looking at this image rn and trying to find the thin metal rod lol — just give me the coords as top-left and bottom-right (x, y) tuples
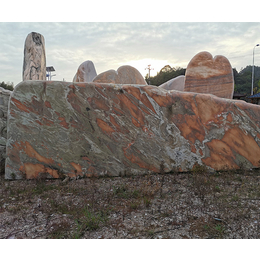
(251, 44), (259, 96)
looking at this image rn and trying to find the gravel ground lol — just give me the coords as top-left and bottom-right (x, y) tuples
(1, 168), (260, 239)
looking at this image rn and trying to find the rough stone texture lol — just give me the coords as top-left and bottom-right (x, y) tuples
(184, 51), (234, 99)
(23, 32), (46, 81)
(0, 87), (12, 174)
(5, 81), (260, 179)
(73, 60), (97, 82)
(93, 65), (147, 85)
(159, 75), (185, 91)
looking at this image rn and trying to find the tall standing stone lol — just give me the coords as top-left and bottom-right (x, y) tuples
(23, 32), (46, 81)
(73, 60), (97, 82)
(184, 51), (234, 99)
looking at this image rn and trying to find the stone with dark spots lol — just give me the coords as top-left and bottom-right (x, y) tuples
(184, 51), (234, 99)
(23, 32), (46, 81)
(73, 60), (97, 82)
(5, 81), (260, 179)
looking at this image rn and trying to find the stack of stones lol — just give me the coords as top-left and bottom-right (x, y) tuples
(0, 87), (12, 173)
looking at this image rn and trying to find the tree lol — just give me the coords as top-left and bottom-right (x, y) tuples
(0, 81), (14, 91)
(145, 66), (185, 86)
(234, 66), (260, 95)
(160, 65), (174, 73)
(145, 64), (260, 100)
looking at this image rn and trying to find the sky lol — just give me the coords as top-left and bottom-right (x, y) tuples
(1, 3), (260, 87)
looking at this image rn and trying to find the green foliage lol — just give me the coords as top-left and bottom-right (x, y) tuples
(145, 64), (260, 99)
(234, 66), (260, 96)
(72, 207), (109, 238)
(0, 81), (14, 91)
(145, 65), (185, 86)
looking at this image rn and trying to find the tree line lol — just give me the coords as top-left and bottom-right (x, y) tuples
(0, 81), (14, 91)
(2, 65), (260, 96)
(145, 65), (260, 97)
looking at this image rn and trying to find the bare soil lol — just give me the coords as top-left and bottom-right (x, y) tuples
(1, 167), (260, 239)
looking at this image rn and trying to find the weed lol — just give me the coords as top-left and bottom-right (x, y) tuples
(113, 185), (128, 198)
(2, 168), (260, 239)
(192, 163), (207, 174)
(48, 218), (71, 239)
(71, 220), (84, 239)
(70, 208), (109, 238)
(214, 224), (225, 235)
(160, 161), (165, 174)
(203, 224), (210, 230)
(132, 189), (141, 199)
(130, 201), (140, 210)
(189, 217), (226, 238)
(143, 196), (151, 208)
(231, 195), (239, 202)
(214, 185), (221, 192)
(146, 229), (155, 238)
(82, 207), (108, 231)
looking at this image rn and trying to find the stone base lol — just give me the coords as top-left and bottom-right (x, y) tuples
(5, 81), (260, 179)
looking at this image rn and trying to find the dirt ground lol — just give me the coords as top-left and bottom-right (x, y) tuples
(1, 167), (260, 239)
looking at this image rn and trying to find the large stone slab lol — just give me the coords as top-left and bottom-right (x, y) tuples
(0, 87), (12, 174)
(93, 65), (147, 85)
(23, 32), (46, 81)
(5, 81), (260, 179)
(73, 60), (97, 82)
(159, 75), (185, 91)
(184, 51), (234, 99)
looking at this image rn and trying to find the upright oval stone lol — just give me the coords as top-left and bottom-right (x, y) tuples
(73, 60), (97, 82)
(23, 32), (46, 81)
(93, 65), (147, 85)
(159, 75), (185, 91)
(184, 51), (234, 99)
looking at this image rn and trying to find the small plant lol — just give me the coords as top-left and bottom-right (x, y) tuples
(146, 229), (155, 238)
(192, 163), (207, 174)
(160, 161), (165, 174)
(113, 185), (129, 198)
(203, 224), (210, 230)
(231, 195), (239, 201)
(72, 220), (84, 239)
(214, 224), (225, 237)
(10, 173), (16, 180)
(214, 185), (221, 192)
(48, 218), (71, 239)
(143, 196), (151, 208)
(82, 207), (108, 231)
(130, 201), (140, 210)
(131, 189), (141, 199)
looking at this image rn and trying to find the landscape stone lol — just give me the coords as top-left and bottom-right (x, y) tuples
(5, 81), (260, 179)
(0, 87), (12, 174)
(184, 51), (234, 99)
(23, 32), (46, 81)
(93, 65), (147, 85)
(73, 60), (97, 82)
(159, 75), (185, 91)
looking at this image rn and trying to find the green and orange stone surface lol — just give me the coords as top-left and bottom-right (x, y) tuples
(5, 81), (260, 179)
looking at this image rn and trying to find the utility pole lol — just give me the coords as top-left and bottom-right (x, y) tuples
(251, 44), (259, 96)
(145, 64), (154, 85)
